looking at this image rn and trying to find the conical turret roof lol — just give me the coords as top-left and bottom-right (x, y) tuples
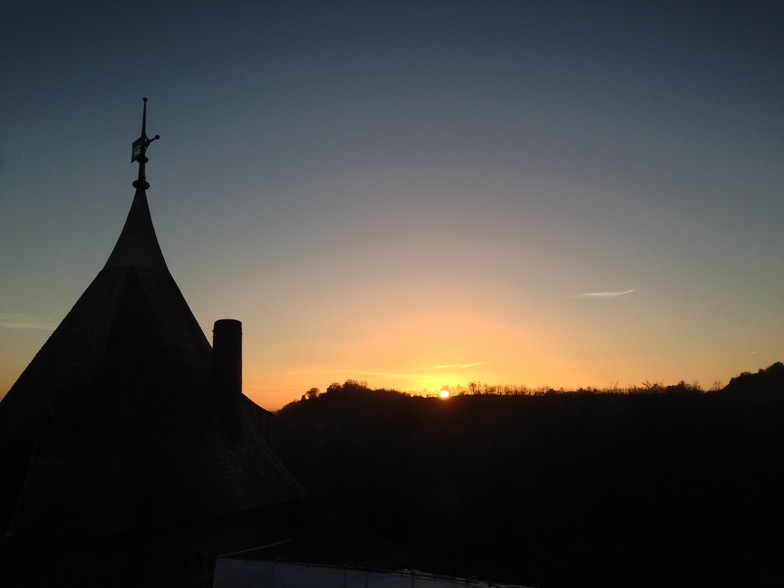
(0, 105), (305, 541)
(104, 187), (169, 272)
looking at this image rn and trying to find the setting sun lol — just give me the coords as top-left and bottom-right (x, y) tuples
(439, 389), (450, 399)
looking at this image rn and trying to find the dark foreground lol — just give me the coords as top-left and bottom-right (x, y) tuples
(270, 366), (784, 588)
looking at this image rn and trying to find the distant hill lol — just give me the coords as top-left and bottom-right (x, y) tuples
(270, 364), (784, 588)
(722, 361), (784, 399)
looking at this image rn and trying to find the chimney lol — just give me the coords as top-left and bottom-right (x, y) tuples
(211, 319), (242, 444)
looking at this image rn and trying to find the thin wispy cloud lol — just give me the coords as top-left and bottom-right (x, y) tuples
(283, 369), (424, 381)
(0, 313), (57, 330)
(432, 362), (487, 370)
(284, 362), (488, 379)
(575, 289), (635, 299)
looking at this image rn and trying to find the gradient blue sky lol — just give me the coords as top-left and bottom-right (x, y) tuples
(2, 1), (782, 409)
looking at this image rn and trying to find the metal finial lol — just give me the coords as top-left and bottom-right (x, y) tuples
(141, 97), (148, 136)
(132, 98), (160, 190)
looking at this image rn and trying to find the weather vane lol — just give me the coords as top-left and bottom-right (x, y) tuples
(131, 97), (160, 190)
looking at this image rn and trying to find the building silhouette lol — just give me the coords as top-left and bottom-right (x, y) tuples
(0, 100), (307, 586)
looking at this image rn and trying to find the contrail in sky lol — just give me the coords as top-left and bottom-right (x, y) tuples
(576, 289), (635, 299)
(433, 362), (487, 370)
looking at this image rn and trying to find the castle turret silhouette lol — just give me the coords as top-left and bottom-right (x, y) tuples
(0, 99), (306, 586)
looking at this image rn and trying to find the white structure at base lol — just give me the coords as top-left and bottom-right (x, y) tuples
(213, 559), (531, 588)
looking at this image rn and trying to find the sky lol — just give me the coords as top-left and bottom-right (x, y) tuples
(1, 1), (782, 410)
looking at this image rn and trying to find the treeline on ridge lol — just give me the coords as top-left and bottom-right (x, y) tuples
(269, 362), (784, 588)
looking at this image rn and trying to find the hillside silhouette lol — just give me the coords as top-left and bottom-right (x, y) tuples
(270, 363), (784, 588)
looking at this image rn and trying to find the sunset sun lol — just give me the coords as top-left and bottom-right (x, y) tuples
(439, 389), (450, 399)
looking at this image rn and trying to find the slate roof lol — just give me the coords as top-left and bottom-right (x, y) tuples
(0, 185), (306, 540)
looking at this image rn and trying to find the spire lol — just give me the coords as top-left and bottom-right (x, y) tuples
(131, 97), (160, 191)
(103, 99), (168, 272)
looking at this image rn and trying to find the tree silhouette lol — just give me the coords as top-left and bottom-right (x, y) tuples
(272, 367), (784, 587)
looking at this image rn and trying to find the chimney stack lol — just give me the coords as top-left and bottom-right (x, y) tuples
(211, 319), (242, 444)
